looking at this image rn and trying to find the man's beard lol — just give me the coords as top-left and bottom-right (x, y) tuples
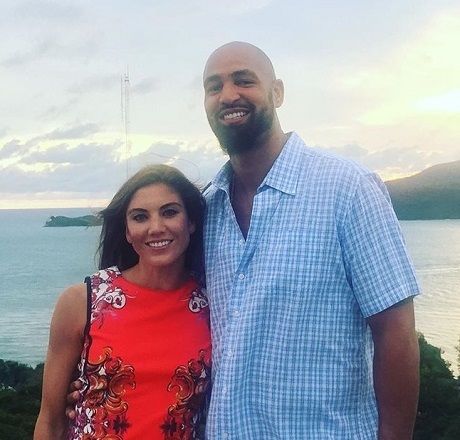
(209, 101), (275, 155)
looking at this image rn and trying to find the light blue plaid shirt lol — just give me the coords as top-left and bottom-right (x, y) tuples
(203, 132), (419, 439)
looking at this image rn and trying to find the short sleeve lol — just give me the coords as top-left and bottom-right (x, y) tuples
(341, 172), (420, 317)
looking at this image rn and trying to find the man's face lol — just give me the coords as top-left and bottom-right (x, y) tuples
(203, 46), (280, 155)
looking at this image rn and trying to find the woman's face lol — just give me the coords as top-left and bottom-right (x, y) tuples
(125, 183), (195, 270)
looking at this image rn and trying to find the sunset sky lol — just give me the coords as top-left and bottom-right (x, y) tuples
(1, 0), (459, 209)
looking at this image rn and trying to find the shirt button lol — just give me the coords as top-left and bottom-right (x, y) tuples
(232, 309), (239, 317)
(222, 386), (228, 395)
(227, 349), (233, 357)
(223, 433), (229, 439)
(239, 239), (245, 245)
(238, 273), (245, 280)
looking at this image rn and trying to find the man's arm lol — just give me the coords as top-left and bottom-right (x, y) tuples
(367, 297), (419, 440)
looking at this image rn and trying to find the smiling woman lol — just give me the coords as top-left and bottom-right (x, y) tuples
(124, 183), (196, 287)
(34, 164), (211, 440)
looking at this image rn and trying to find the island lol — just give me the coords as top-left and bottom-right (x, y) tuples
(44, 215), (102, 227)
(385, 160), (460, 220)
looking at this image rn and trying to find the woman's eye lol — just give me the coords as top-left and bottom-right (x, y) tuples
(163, 209), (178, 218)
(132, 213), (147, 222)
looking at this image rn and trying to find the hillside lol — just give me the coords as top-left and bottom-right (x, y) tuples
(385, 160), (460, 220)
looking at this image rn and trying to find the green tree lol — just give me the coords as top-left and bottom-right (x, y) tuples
(414, 334), (460, 440)
(0, 361), (43, 440)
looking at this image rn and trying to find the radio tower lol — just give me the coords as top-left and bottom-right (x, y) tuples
(121, 68), (130, 177)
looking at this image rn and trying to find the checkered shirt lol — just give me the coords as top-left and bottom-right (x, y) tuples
(203, 132), (420, 439)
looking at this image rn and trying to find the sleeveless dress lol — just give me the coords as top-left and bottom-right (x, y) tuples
(68, 266), (211, 440)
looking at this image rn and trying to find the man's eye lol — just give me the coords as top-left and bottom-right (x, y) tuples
(236, 79), (254, 87)
(206, 83), (222, 94)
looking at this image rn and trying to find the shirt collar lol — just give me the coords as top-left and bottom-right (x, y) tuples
(260, 131), (304, 195)
(211, 132), (306, 196)
(211, 161), (233, 194)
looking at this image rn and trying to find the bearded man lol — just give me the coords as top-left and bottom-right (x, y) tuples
(201, 41), (419, 440)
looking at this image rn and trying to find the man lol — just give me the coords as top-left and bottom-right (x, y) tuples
(67, 42), (419, 439)
(201, 42), (419, 439)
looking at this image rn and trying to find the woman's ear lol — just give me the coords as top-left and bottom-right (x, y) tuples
(126, 226), (132, 244)
(188, 221), (196, 235)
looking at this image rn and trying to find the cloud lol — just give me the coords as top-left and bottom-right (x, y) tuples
(415, 89), (460, 113)
(39, 98), (79, 121)
(67, 75), (120, 95)
(132, 140), (226, 185)
(14, 1), (84, 23)
(315, 143), (452, 180)
(0, 135), (224, 198)
(343, 11), (460, 126)
(131, 77), (159, 95)
(21, 142), (118, 166)
(0, 123), (102, 163)
(0, 142), (123, 194)
(1, 35), (99, 68)
(0, 139), (28, 160)
(0, 162), (119, 193)
(318, 143), (368, 161)
(1, 39), (57, 67)
(141, 0), (273, 22)
(44, 123), (101, 140)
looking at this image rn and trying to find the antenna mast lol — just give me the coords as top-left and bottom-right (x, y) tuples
(121, 68), (130, 177)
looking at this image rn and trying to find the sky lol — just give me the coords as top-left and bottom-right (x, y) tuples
(1, 0), (459, 209)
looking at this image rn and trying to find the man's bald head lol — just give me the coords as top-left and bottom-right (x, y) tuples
(203, 41), (276, 83)
(202, 42), (284, 155)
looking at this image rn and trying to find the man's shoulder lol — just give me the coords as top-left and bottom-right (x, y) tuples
(286, 134), (390, 207)
(288, 133), (370, 174)
(291, 137), (374, 185)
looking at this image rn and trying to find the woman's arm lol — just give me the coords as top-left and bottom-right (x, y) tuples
(34, 283), (87, 440)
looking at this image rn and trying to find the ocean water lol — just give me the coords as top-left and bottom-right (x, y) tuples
(0, 209), (101, 365)
(0, 210), (459, 374)
(401, 220), (460, 374)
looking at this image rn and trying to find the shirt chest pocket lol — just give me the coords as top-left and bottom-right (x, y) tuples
(254, 222), (343, 293)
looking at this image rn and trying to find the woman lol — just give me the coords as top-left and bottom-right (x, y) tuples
(34, 164), (211, 440)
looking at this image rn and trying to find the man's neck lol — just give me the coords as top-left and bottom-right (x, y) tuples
(229, 129), (289, 192)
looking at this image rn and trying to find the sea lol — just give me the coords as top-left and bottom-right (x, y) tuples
(0, 209), (459, 375)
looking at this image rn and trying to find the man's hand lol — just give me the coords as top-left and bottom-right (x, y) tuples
(65, 379), (83, 419)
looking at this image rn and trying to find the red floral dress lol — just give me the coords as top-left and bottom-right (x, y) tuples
(68, 267), (211, 440)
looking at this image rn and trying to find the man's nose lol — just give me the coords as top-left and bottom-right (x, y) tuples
(219, 82), (240, 104)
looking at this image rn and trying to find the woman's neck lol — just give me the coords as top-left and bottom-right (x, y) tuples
(121, 260), (189, 291)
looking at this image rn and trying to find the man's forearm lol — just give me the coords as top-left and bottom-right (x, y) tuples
(373, 327), (419, 439)
(368, 299), (420, 440)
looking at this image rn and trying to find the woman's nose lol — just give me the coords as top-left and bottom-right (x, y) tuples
(147, 215), (166, 233)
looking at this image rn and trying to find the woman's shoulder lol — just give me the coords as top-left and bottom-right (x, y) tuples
(52, 283), (88, 340)
(55, 283), (87, 317)
(59, 283), (87, 304)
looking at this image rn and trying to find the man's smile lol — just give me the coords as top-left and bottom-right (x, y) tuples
(219, 108), (250, 124)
